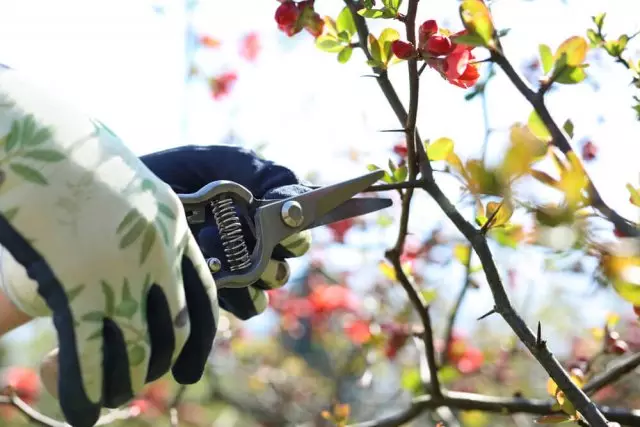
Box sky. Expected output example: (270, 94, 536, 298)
(0, 0, 639, 353)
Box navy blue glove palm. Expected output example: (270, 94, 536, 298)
(141, 145, 312, 320)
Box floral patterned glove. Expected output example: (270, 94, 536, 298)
(0, 68, 219, 427)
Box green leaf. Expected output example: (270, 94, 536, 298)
(539, 44, 554, 74)
(368, 34, 382, 64)
(400, 367, 421, 394)
(336, 7, 356, 37)
(613, 279, 640, 305)
(451, 33, 487, 48)
(592, 13, 606, 31)
(527, 111, 552, 142)
(554, 64, 587, 85)
(394, 165, 407, 182)
(378, 28, 400, 64)
(66, 284, 86, 304)
(139, 225, 157, 264)
(119, 217, 146, 249)
(22, 149, 65, 162)
(420, 288, 437, 305)
(101, 281, 115, 316)
(453, 243, 471, 265)
(81, 311, 105, 322)
(586, 29, 602, 46)
(426, 137, 454, 161)
(128, 345, 147, 366)
(554, 36, 588, 67)
(358, 9, 385, 19)
(316, 35, 344, 53)
(367, 164, 393, 183)
(10, 163, 47, 185)
(460, 0, 495, 47)
(337, 46, 353, 64)
(562, 119, 574, 138)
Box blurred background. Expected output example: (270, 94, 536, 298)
(0, 0, 640, 426)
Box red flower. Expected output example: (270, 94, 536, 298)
(1, 366, 40, 404)
(426, 35, 453, 56)
(308, 284, 359, 314)
(275, 1, 323, 39)
(344, 319, 372, 344)
(275, 1, 299, 29)
(419, 20, 438, 38)
(209, 71, 238, 100)
(393, 142, 408, 158)
(391, 40, 416, 59)
(240, 32, 260, 62)
(581, 140, 598, 161)
(199, 35, 221, 48)
(305, 13, 324, 38)
(456, 347, 484, 374)
(327, 218, 355, 243)
(442, 43, 480, 88)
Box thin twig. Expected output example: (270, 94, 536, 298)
(347, 390, 640, 427)
(442, 69, 495, 365)
(583, 352, 640, 395)
(0, 393, 138, 427)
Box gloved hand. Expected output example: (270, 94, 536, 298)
(0, 68, 219, 426)
(139, 145, 313, 320)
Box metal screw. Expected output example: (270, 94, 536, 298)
(207, 257, 222, 273)
(281, 201, 304, 228)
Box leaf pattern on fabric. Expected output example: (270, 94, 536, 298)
(0, 115, 64, 188)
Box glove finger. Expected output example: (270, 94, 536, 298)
(218, 286, 268, 320)
(171, 237, 219, 385)
(259, 259, 291, 289)
(143, 284, 177, 384)
(272, 230, 312, 260)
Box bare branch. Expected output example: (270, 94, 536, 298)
(347, 390, 640, 427)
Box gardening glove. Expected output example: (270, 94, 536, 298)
(140, 145, 313, 320)
(0, 67, 219, 427)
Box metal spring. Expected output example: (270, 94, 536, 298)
(211, 196, 252, 271)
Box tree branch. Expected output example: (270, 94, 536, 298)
(583, 351, 640, 395)
(0, 392, 138, 427)
(347, 390, 640, 427)
(491, 50, 638, 238)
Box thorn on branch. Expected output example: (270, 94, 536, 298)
(379, 128, 408, 133)
(477, 307, 497, 321)
(536, 321, 546, 348)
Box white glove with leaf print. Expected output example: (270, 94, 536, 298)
(0, 67, 219, 427)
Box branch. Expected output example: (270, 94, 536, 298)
(583, 351, 640, 395)
(0, 392, 138, 427)
(347, 390, 640, 427)
(346, 0, 442, 399)
(491, 50, 638, 238)
(344, 2, 608, 426)
(442, 70, 494, 365)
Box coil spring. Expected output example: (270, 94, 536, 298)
(211, 196, 252, 271)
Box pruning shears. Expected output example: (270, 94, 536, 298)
(178, 170, 392, 289)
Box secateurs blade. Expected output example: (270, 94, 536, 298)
(178, 169, 392, 289)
